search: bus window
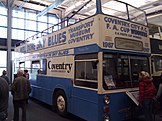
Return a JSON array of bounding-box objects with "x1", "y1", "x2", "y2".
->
[
  {"x1": 31, "y1": 61, "x2": 40, "y2": 80},
  {"x1": 31, "y1": 59, "x2": 47, "y2": 77},
  {"x1": 103, "y1": 54, "x2": 117, "y2": 89},
  {"x1": 76, "y1": 61, "x2": 98, "y2": 80},
  {"x1": 32, "y1": 61, "x2": 40, "y2": 73},
  {"x1": 14, "y1": 61, "x2": 19, "y2": 74},
  {"x1": 116, "y1": 56, "x2": 130, "y2": 87},
  {"x1": 41, "y1": 59, "x2": 47, "y2": 74},
  {"x1": 19, "y1": 62, "x2": 25, "y2": 70},
  {"x1": 24, "y1": 61, "x2": 31, "y2": 70},
  {"x1": 130, "y1": 56, "x2": 149, "y2": 84},
  {"x1": 74, "y1": 54, "x2": 98, "y2": 89},
  {"x1": 153, "y1": 56, "x2": 162, "y2": 72},
  {"x1": 103, "y1": 53, "x2": 150, "y2": 90},
  {"x1": 24, "y1": 61, "x2": 31, "y2": 79}
]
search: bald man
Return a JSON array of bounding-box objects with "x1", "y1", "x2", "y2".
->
[{"x1": 11, "y1": 69, "x2": 31, "y2": 121}]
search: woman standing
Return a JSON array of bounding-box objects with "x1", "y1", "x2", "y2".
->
[{"x1": 139, "y1": 71, "x2": 156, "y2": 121}]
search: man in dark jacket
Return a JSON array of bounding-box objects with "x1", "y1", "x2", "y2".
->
[
  {"x1": 11, "y1": 69, "x2": 31, "y2": 121},
  {"x1": 0, "y1": 77, "x2": 9, "y2": 121},
  {"x1": 1, "y1": 70, "x2": 10, "y2": 85}
]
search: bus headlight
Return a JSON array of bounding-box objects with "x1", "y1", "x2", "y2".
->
[
  {"x1": 104, "y1": 95, "x2": 110, "y2": 105},
  {"x1": 104, "y1": 115, "x2": 110, "y2": 121}
]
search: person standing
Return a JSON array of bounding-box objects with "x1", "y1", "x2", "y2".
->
[
  {"x1": 11, "y1": 69, "x2": 31, "y2": 121},
  {"x1": 1, "y1": 70, "x2": 10, "y2": 85},
  {"x1": 23, "y1": 70, "x2": 29, "y2": 79},
  {"x1": 0, "y1": 77, "x2": 9, "y2": 121},
  {"x1": 155, "y1": 77, "x2": 162, "y2": 115},
  {"x1": 23, "y1": 69, "x2": 30, "y2": 104},
  {"x1": 139, "y1": 71, "x2": 156, "y2": 121}
]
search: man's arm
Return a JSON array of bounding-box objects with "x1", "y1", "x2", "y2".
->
[
  {"x1": 11, "y1": 79, "x2": 17, "y2": 95},
  {"x1": 27, "y1": 80, "x2": 31, "y2": 94}
]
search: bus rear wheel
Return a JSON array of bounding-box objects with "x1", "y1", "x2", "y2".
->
[{"x1": 54, "y1": 90, "x2": 67, "y2": 116}]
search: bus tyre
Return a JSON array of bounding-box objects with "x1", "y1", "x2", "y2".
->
[{"x1": 54, "y1": 90, "x2": 67, "y2": 116}]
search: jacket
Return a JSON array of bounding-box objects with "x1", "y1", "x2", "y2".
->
[
  {"x1": 11, "y1": 76, "x2": 31, "y2": 101},
  {"x1": 1, "y1": 75, "x2": 10, "y2": 85},
  {"x1": 139, "y1": 77, "x2": 155, "y2": 104},
  {"x1": 0, "y1": 77, "x2": 9, "y2": 114}
]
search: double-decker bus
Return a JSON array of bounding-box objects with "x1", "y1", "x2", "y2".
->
[{"x1": 13, "y1": 0, "x2": 150, "y2": 121}]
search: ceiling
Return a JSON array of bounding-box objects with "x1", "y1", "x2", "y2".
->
[{"x1": 1, "y1": 0, "x2": 162, "y2": 27}]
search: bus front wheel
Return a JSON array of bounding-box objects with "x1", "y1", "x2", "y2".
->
[{"x1": 54, "y1": 90, "x2": 67, "y2": 116}]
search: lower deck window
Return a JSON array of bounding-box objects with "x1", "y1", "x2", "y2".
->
[{"x1": 74, "y1": 54, "x2": 98, "y2": 89}]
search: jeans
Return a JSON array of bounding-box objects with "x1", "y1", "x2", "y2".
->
[
  {"x1": 143, "y1": 98, "x2": 153, "y2": 121},
  {"x1": 13, "y1": 99, "x2": 27, "y2": 121}
]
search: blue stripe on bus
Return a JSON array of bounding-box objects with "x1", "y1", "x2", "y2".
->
[{"x1": 74, "y1": 44, "x2": 101, "y2": 54}]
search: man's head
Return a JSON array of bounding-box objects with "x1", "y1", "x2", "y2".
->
[
  {"x1": 2, "y1": 70, "x2": 7, "y2": 75},
  {"x1": 17, "y1": 69, "x2": 24, "y2": 77},
  {"x1": 24, "y1": 69, "x2": 28, "y2": 73}
]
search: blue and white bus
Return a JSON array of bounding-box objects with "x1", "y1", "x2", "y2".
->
[{"x1": 13, "y1": 0, "x2": 150, "y2": 121}]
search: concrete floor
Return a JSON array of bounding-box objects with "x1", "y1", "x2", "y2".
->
[
  {"x1": 6, "y1": 93, "x2": 84, "y2": 121},
  {"x1": 6, "y1": 93, "x2": 162, "y2": 121}
]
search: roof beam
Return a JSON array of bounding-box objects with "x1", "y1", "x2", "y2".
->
[
  {"x1": 10, "y1": 0, "x2": 16, "y2": 7},
  {"x1": 37, "y1": 0, "x2": 64, "y2": 17},
  {"x1": 13, "y1": 1, "x2": 61, "y2": 15},
  {"x1": 0, "y1": 1, "x2": 5, "y2": 7}
]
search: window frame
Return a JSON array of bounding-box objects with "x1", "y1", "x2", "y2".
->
[{"x1": 74, "y1": 53, "x2": 98, "y2": 89}]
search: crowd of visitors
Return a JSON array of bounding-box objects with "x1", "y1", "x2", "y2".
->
[{"x1": 0, "y1": 69, "x2": 31, "y2": 121}]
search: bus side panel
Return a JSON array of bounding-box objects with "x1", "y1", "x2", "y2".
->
[
  {"x1": 107, "y1": 92, "x2": 137, "y2": 121},
  {"x1": 98, "y1": 92, "x2": 136, "y2": 121},
  {"x1": 69, "y1": 88, "x2": 134, "y2": 121},
  {"x1": 30, "y1": 75, "x2": 72, "y2": 105},
  {"x1": 70, "y1": 87, "x2": 99, "y2": 121}
]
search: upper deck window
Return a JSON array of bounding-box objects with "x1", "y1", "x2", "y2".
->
[
  {"x1": 128, "y1": 5, "x2": 146, "y2": 25},
  {"x1": 102, "y1": 0, "x2": 128, "y2": 20},
  {"x1": 63, "y1": 0, "x2": 96, "y2": 26},
  {"x1": 101, "y1": 0, "x2": 147, "y2": 26}
]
